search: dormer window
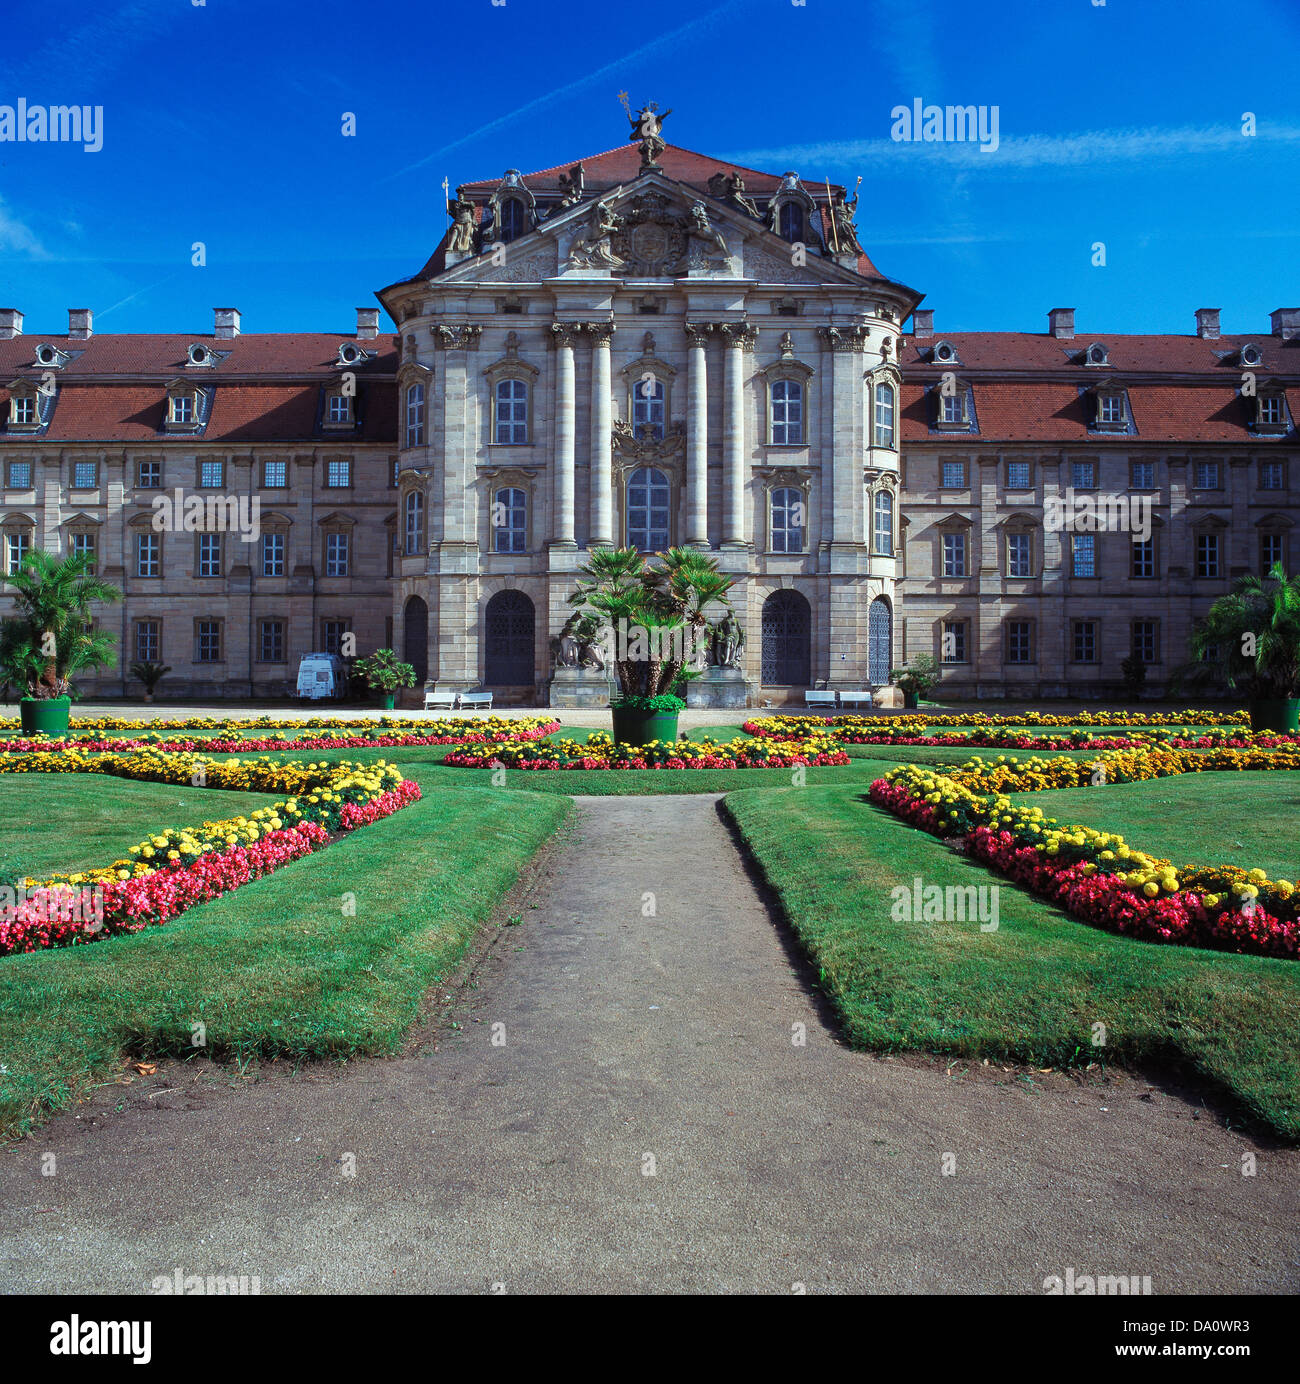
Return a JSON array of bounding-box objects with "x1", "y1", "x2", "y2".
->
[
  {"x1": 163, "y1": 378, "x2": 207, "y2": 432},
  {"x1": 497, "y1": 197, "x2": 526, "y2": 244},
  {"x1": 1089, "y1": 384, "x2": 1130, "y2": 433},
  {"x1": 1240, "y1": 343, "x2": 1262, "y2": 368},
  {"x1": 33, "y1": 343, "x2": 68, "y2": 369},
  {"x1": 778, "y1": 201, "x2": 805, "y2": 243},
  {"x1": 325, "y1": 391, "x2": 354, "y2": 427},
  {"x1": 337, "y1": 342, "x2": 362, "y2": 367},
  {"x1": 935, "y1": 383, "x2": 972, "y2": 429},
  {"x1": 932, "y1": 341, "x2": 959, "y2": 365},
  {"x1": 170, "y1": 393, "x2": 195, "y2": 424},
  {"x1": 1097, "y1": 393, "x2": 1125, "y2": 427},
  {"x1": 1254, "y1": 389, "x2": 1289, "y2": 434},
  {"x1": 187, "y1": 343, "x2": 215, "y2": 367},
  {"x1": 8, "y1": 388, "x2": 39, "y2": 429},
  {"x1": 1084, "y1": 342, "x2": 1109, "y2": 366}
]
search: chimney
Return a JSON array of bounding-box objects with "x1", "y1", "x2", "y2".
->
[
  {"x1": 1269, "y1": 308, "x2": 1300, "y2": 340},
  {"x1": 0, "y1": 308, "x2": 23, "y2": 339},
  {"x1": 356, "y1": 308, "x2": 380, "y2": 340},
  {"x1": 912, "y1": 308, "x2": 934, "y2": 340},
  {"x1": 213, "y1": 307, "x2": 241, "y2": 339},
  {"x1": 1048, "y1": 307, "x2": 1075, "y2": 340},
  {"x1": 68, "y1": 308, "x2": 93, "y2": 339},
  {"x1": 1194, "y1": 308, "x2": 1220, "y2": 339}
]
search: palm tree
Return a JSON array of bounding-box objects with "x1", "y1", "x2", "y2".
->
[
  {"x1": 1189, "y1": 563, "x2": 1300, "y2": 701},
  {"x1": 2, "y1": 549, "x2": 121, "y2": 699},
  {"x1": 568, "y1": 546, "x2": 734, "y2": 700}
]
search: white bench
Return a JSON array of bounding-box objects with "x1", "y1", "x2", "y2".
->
[
  {"x1": 804, "y1": 689, "x2": 837, "y2": 708},
  {"x1": 424, "y1": 689, "x2": 459, "y2": 712},
  {"x1": 838, "y1": 690, "x2": 873, "y2": 709},
  {"x1": 459, "y1": 691, "x2": 494, "y2": 711}
]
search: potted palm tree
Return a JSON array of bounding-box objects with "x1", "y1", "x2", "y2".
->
[
  {"x1": 1, "y1": 550, "x2": 121, "y2": 736},
  {"x1": 129, "y1": 660, "x2": 172, "y2": 703},
  {"x1": 1190, "y1": 563, "x2": 1300, "y2": 732},
  {"x1": 353, "y1": 647, "x2": 416, "y2": 710},
  {"x1": 568, "y1": 547, "x2": 734, "y2": 745},
  {"x1": 890, "y1": 653, "x2": 940, "y2": 710}
]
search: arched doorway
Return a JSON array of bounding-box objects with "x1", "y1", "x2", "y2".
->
[
  {"x1": 403, "y1": 595, "x2": 428, "y2": 684},
  {"x1": 868, "y1": 596, "x2": 893, "y2": 686},
  {"x1": 484, "y1": 590, "x2": 535, "y2": 686},
  {"x1": 761, "y1": 589, "x2": 811, "y2": 687}
]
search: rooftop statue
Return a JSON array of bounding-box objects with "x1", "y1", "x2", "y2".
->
[{"x1": 627, "y1": 101, "x2": 672, "y2": 172}]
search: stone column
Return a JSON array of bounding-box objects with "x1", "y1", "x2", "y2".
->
[
  {"x1": 684, "y1": 322, "x2": 711, "y2": 546},
  {"x1": 588, "y1": 322, "x2": 615, "y2": 548},
  {"x1": 551, "y1": 323, "x2": 577, "y2": 549},
  {"x1": 719, "y1": 322, "x2": 756, "y2": 548}
]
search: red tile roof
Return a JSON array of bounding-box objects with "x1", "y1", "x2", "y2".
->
[{"x1": 0, "y1": 333, "x2": 398, "y2": 377}]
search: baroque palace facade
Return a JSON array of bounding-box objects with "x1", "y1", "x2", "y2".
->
[{"x1": 1, "y1": 110, "x2": 1298, "y2": 703}]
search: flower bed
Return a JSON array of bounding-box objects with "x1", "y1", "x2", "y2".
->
[
  {"x1": 0, "y1": 750, "x2": 421, "y2": 955},
  {"x1": 744, "y1": 709, "x2": 1250, "y2": 740},
  {"x1": 443, "y1": 731, "x2": 850, "y2": 771},
  {"x1": 868, "y1": 749, "x2": 1300, "y2": 960},
  {"x1": 0, "y1": 717, "x2": 560, "y2": 756}
]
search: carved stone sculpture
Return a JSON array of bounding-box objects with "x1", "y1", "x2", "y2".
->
[
  {"x1": 566, "y1": 199, "x2": 625, "y2": 270},
  {"x1": 557, "y1": 162, "x2": 586, "y2": 207},
  {"x1": 830, "y1": 187, "x2": 861, "y2": 252},
  {"x1": 628, "y1": 102, "x2": 672, "y2": 171},
  {"x1": 446, "y1": 196, "x2": 476, "y2": 254},
  {"x1": 710, "y1": 613, "x2": 746, "y2": 668},
  {"x1": 687, "y1": 201, "x2": 730, "y2": 261},
  {"x1": 726, "y1": 173, "x2": 762, "y2": 220}
]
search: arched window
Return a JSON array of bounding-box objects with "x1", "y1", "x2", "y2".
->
[
  {"x1": 493, "y1": 487, "x2": 527, "y2": 554},
  {"x1": 868, "y1": 597, "x2": 893, "y2": 685},
  {"x1": 403, "y1": 595, "x2": 428, "y2": 684},
  {"x1": 494, "y1": 378, "x2": 528, "y2": 444},
  {"x1": 873, "y1": 382, "x2": 895, "y2": 448},
  {"x1": 405, "y1": 382, "x2": 425, "y2": 448},
  {"x1": 778, "y1": 202, "x2": 804, "y2": 243},
  {"x1": 770, "y1": 487, "x2": 804, "y2": 553},
  {"x1": 497, "y1": 197, "x2": 526, "y2": 244},
  {"x1": 632, "y1": 376, "x2": 665, "y2": 440},
  {"x1": 771, "y1": 379, "x2": 803, "y2": 444},
  {"x1": 403, "y1": 490, "x2": 424, "y2": 555},
  {"x1": 873, "y1": 490, "x2": 894, "y2": 556},
  {"x1": 627, "y1": 466, "x2": 670, "y2": 552},
  {"x1": 761, "y1": 589, "x2": 811, "y2": 686}
]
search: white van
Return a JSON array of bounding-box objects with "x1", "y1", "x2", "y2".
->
[{"x1": 296, "y1": 652, "x2": 349, "y2": 700}]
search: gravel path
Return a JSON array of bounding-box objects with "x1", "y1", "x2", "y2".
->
[{"x1": 0, "y1": 795, "x2": 1294, "y2": 1294}]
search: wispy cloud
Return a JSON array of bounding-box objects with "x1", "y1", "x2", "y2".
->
[
  {"x1": 0, "y1": 199, "x2": 50, "y2": 260},
  {"x1": 376, "y1": 0, "x2": 747, "y2": 185},
  {"x1": 731, "y1": 122, "x2": 1300, "y2": 174}
]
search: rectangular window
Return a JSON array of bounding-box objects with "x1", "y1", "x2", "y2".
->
[
  {"x1": 1006, "y1": 460, "x2": 1031, "y2": 489},
  {"x1": 6, "y1": 460, "x2": 32, "y2": 489},
  {"x1": 258, "y1": 620, "x2": 285, "y2": 663},
  {"x1": 1131, "y1": 461, "x2": 1155, "y2": 490},
  {"x1": 322, "y1": 620, "x2": 347, "y2": 655},
  {"x1": 1131, "y1": 536, "x2": 1155, "y2": 579},
  {"x1": 1097, "y1": 394, "x2": 1125, "y2": 427},
  {"x1": 195, "y1": 620, "x2": 221, "y2": 663},
  {"x1": 326, "y1": 459, "x2": 351, "y2": 488},
  {"x1": 941, "y1": 620, "x2": 967, "y2": 664},
  {"x1": 72, "y1": 460, "x2": 97, "y2": 489},
  {"x1": 942, "y1": 531, "x2": 967, "y2": 577},
  {"x1": 770, "y1": 488, "x2": 804, "y2": 554},
  {"x1": 1072, "y1": 620, "x2": 1097, "y2": 663},
  {"x1": 200, "y1": 458, "x2": 224, "y2": 488},
  {"x1": 941, "y1": 460, "x2": 966, "y2": 489},
  {"x1": 873, "y1": 385, "x2": 895, "y2": 449},
  {"x1": 770, "y1": 380, "x2": 803, "y2": 445},
  {"x1": 262, "y1": 532, "x2": 285, "y2": 577},
  {"x1": 939, "y1": 391, "x2": 966, "y2": 426},
  {"x1": 1006, "y1": 531, "x2": 1032, "y2": 578},
  {"x1": 1260, "y1": 460, "x2": 1285, "y2": 491},
  {"x1": 1259, "y1": 395, "x2": 1285, "y2": 427},
  {"x1": 10, "y1": 396, "x2": 36, "y2": 425},
  {"x1": 70, "y1": 531, "x2": 96, "y2": 572},
  {"x1": 170, "y1": 394, "x2": 194, "y2": 424},
  {"x1": 405, "y1": 384, "x2": 425, "y2": 449},
  {"x1": 1193, "y1": 460, "x2": 1221, "y2": 490},
  {"x1": 1132, "y1": 620, "x2": 1158, "y2": 664},
  {"x1": 262, "y1": 459, "x2": 287, "y2": 488},
  {"x1": 1071, "y1": 533, "x2": 1096, "y2": 577},
  {"x1": 1006, "y1": 620, "x2": 1034, "y2": 664},
  {"x1": 325, "y1": 531, "x2": 350, "y2": 576},
  {"x1": 134, "y1": 620, "x2": 160, "y2": 663},
  {"x1": 1071, "y1": 460, "x2": 1096, "y2": 490},
  {"x1": 137, "y1": 459, "x2": 161, "y2": 489},
  {"x1": 1196, "y1": 532, "x2": 1221, "y2": 578},
  {"x1": 136, "y1": 532, "x2": 160, "y2": 577},
  {"x1": 495, "y1": 379, "x2": 528, "y2": 444},
  {"x1": 5, "y1": 531, "x2": 30, "y2": 574},
  {"x1": 198, "y1": 532, "x2": 222, "y2": 577},
  {"x1": 327, "y1": 394, "x2": 352, "y2": 424},
  {"x1": 1261, "y1": 532, "x2": 1285, "y2": 572}
]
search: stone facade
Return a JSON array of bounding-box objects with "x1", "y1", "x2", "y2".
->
[{"x1": 1, "y1": 128, "x2": 1297, "y2": 704}]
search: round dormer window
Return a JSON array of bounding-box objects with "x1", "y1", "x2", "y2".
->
[
  {"x1": 1242, "y1": 344, "x2": 1260, "y2": 366},
  {"x1": 188, "y1": 344, "x2": 209, "y2": 365},
  {"x1": 338, "y1": 343, "x2": 360, "y2": 365},
  {"x1": 35, "y1": 344, "x2": 57, "y2": 365},
  {"x1": 935, "y1": 343, "x2": 953, "y2": 362}
]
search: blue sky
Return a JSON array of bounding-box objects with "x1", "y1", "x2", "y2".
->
[{"x1": 2, "y1": 0, "x2": 1297, "y2": 339}]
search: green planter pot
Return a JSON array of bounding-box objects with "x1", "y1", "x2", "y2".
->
[
  {"x1": 20, "y1": 696, "x2": 71, "y2": 737},
  {"x1": 1249, "y1": 698, "x2": 1300, "y2": 733},
  {"x1": 611, "y1": 705, "x2": 680, "y2": 747},
  {"x1": 381, "y1": 692, "x2": 397, "y2": 710}
]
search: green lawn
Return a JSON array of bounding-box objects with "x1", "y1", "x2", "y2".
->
[
  {"x1": 1007, "y1": 772, "x2": 1300, "y2": 880},
  {"x1": 724, "y1": 782, "x2": 1300, "y2": 1139},
  {"x1": 0, "y1": 773, "x2": 286, "y2": 879},
  {"x1": 0, "y1": 784, "x2": 569, "y2": 1139}
]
